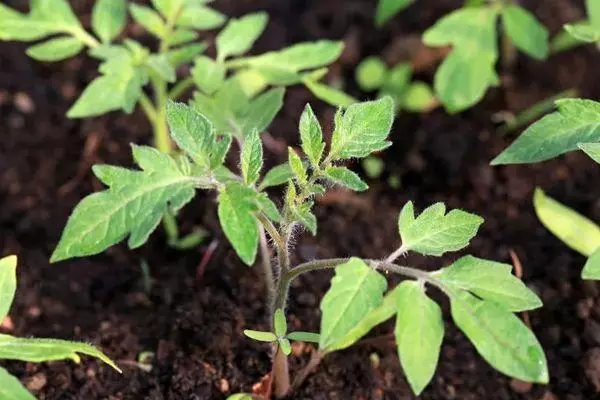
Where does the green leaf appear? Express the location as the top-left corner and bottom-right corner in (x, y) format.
(259, 163), (293, 190)
(304, 80), (357, 108)
(167, 29), (198, 46)
(403, 81), (437, 112)
(242, 87), (285, 137)
(238, 41), (344, 73)
(226, 394), (253, 400)
(533, 188), (600, 256)
(398, 202), (483, 256)
(216, 12), (268, 60)
(167, 42), (207, 67)
(434, 256), (542, 312)
(150, 0), (182, 20)
(583, 248), (600, 280)
(0, 334), (121, 373)
(293, 202), (317, 235)
(288, 332), (320, 343)
(324, 283), (404, 352)
(146, 54), (176, 83)
(375, 0), (413, 27)
(579, 142), (600, 163)
(492, 99), (600, 164)
(450, 292), (548, 383)
(166, 101), (215, 168)
(0, 366), (35, 400)
(587, 0), (600, 27)
(395, 281), (443, 395)
(381, 63), (412, 96)
(319, 258), (387, 350)
(243, 330), (277, 342)
(241, 130), (263, 185)
(278, 338), (292, 355)
(51, 146), (198, 262)
(274, 309), (287, 337)
(299, 104), (325, 166)
(192, 56), (225, 95)
(92, 0), (127, 43)
(26, 36), (83, 62)
(0, 255), (17, 323)
(324, 167), (368, 192)
(288, 147), (307, 185)
(176, 6), (226, 30)
(255, 194), (282, 222)
(330, 97), (395, 159)
(356, 56), (388, 91)
(565, 22), (600, 43)
(129, 4), (166, 38)
(423, 8), (498, 113)
(501, 5), (549, 60)
(551, 24), (587, 52)
(217, 183), (260, 265)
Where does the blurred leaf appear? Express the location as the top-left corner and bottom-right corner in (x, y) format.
(375, 0), (413, 26)
(0, 366), (35, 400)
(243, 330), (276, 342)
(192, 56), (225, 95)
(0, 255), (17, 323)
(26, 36), (83, 62)
(288, 332), (320, 343)
(216, 12), (268, 60)
(177, 6), (225, 30)
(129, 4), (166, 38)
(501, 5), (549, 60)
(583, 248), (600, 280)
(579, 142), (600, 163)
(304, 80), (357, 107)
(92, 0), (127, 43)
(356, 56), (388, 91)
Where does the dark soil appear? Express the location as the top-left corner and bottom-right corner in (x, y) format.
(2, 0), (600, 399)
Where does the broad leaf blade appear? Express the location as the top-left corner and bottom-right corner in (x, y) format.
(0, 255), (17, 323)
(177, 6), (226, 30)
(274, 309), (287, 337)
(0, 367), (35, 400)
(242, 87), (284, 137)
(501, 5), (549, 60)
(0, 334), (121, 373)
(241, 130), (263, 185)
(259, 163), (293, 190)
(450, 292), (548, 383)
(244, 330), (277, 342)
(92, 0), (127, 43)
(287, 332), (320, 343)
(434, 256), (542, 312)
(26, 37), (83, 62)
(395, 281), (443, 395)
(129, 4), (166, 38)
(398, 202), (483, 256)
(579, 142), (600, 164)
(583, 248), (600, 280)
(491, 99), (600, 165)
(324, 167), (368, 192)
(533, 188), (600, 256)
(192, 56), (225, 95)
(167, 101), (215, 167)
(216, 12), (268, 60)
(319, 258), (387, 350)
(299, 104), (325, 166)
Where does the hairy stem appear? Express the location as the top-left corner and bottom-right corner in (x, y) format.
(259, 225), (275, 299)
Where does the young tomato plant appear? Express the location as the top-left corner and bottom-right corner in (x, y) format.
(0, 0), (351, 248)
(423, 1), (549, 113)
(51, 96), (547, 397)
(0, 255), (121, 399)
(492, 98), (600, 280)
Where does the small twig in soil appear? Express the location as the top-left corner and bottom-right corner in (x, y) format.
(196, 239), (219, 281)
(509, 249), (531, 328)
(292, 349), (325, 391)
(58, 131), (102, 196)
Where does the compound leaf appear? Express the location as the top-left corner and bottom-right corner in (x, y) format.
(0, 255), (17, 323)
(533, 188), (600, 257)
(451, 292), (548, 383)
(330, 97), (394, 159)
(434, 255), (542, 312)
(395, 281), (444, 395)
(319, 258), (387, 350)
(398, 202), (483, 256)
(492, 99), (600, 164)
(216, 12), (268, 60)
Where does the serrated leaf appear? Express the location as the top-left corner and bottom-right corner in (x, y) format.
(92, 0), (126, 43)
(579, 142), (600, 163)
(565, 22), (600, 43)
(192, 56), (225, 95)
(287, 332), (320, 343)
(177, 5), (225, 30)
(330, 97), (394, 160)
(0, 255), (17, 323)
(492, 99), (600, 164)
(299, 104), (325, 166)
(288, 147), (307, 185)
(259, 163), (293, 190)
(211, 136), (232, 168)
(216, 12), (268, 60)
(0, 366), (35, 400)
(324, 167), (368, 192)
(502, 5), (549, 60)
(242, 87), (284, 137)
(51, 147), (199, 262)
(0, 1), (80, 42)
(274, 309), (287, 337)
(395, 281), (443, 395)
(244, 330), (277, 342)
(582, 248), (600, 280)
(533, 188), (600, 256)
(375, 0), (413, 26)
(26, 36), (83, 62)
(217, 183), (260, 265)
(129, 4), (166, 38)
(304, 80), (357, 107)
(0, 334), (121, 373)
(319, 258), (387, 350)
(167, 101), (215, 168)
(434, 256), (542, 312)
(451, 292), (548, 383)
(324, 282), (404, 352)
(241, 130), (263, 185)
(398, 202), (483, 256)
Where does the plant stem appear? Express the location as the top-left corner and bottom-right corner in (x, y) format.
(272, 347), (290, 398)
(169, 76), (195, 100)
(259, 225), (275, 298)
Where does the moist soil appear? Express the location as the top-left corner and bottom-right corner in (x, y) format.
(2, 0), (600, 399)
